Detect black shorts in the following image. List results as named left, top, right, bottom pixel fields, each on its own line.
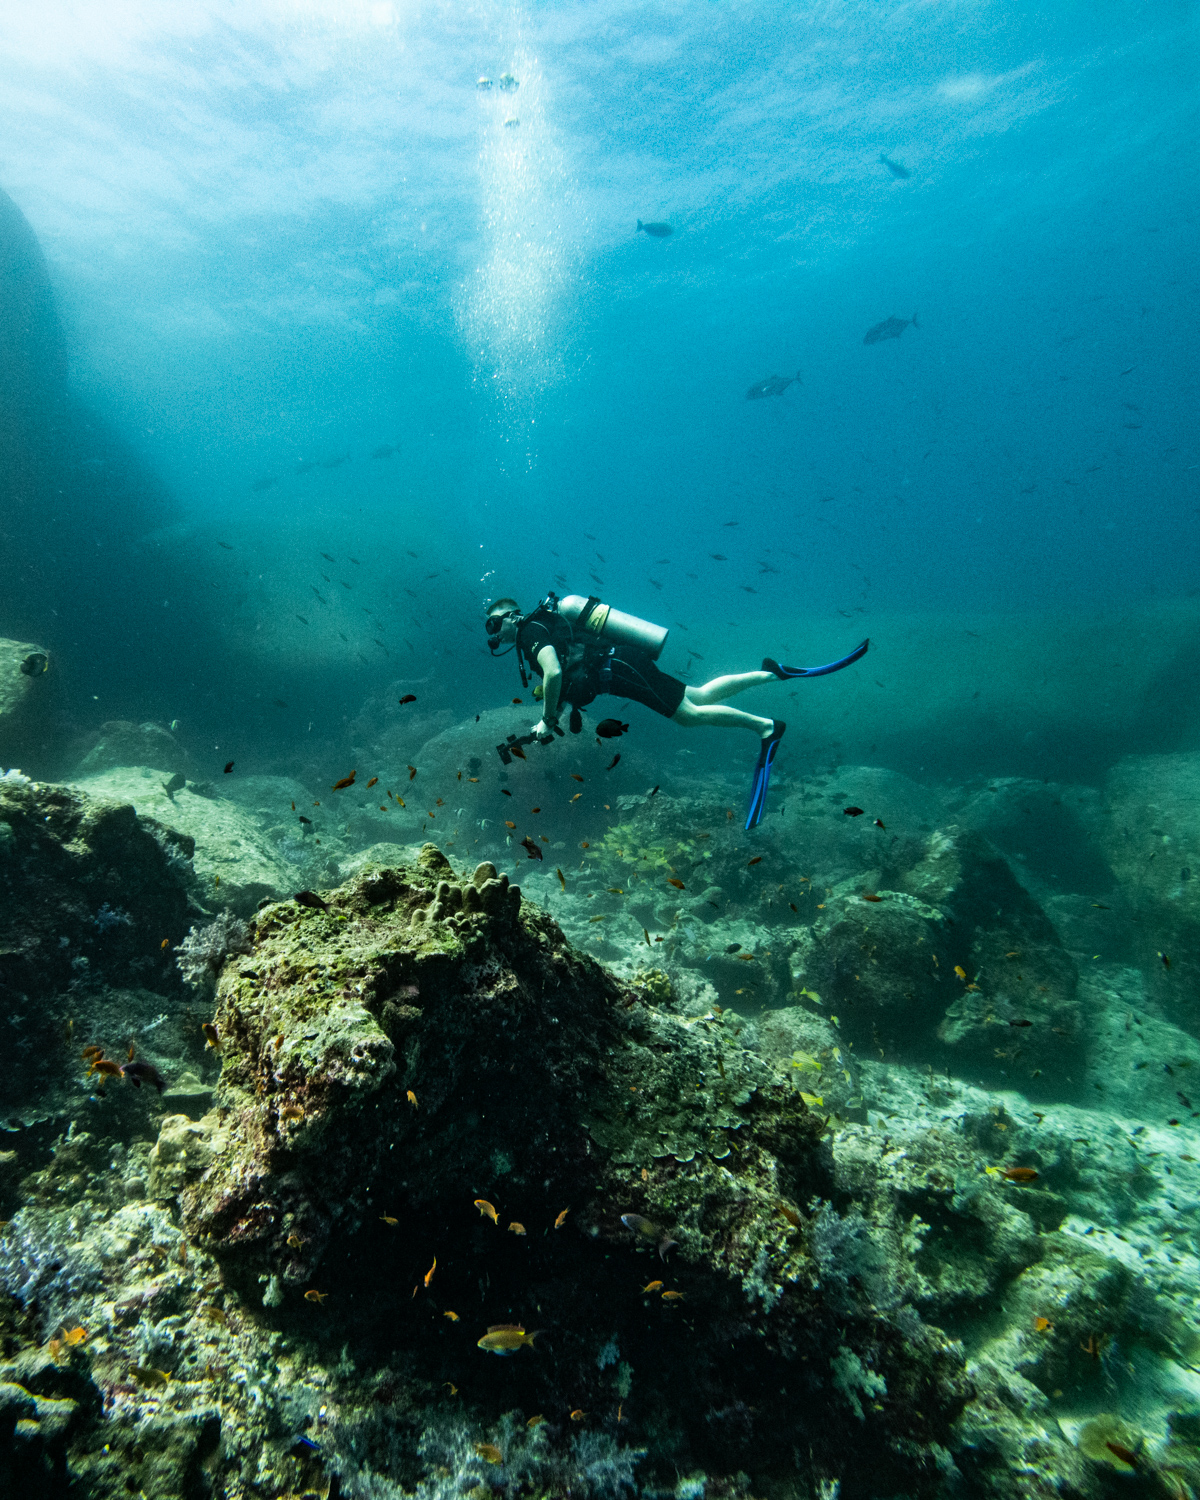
left=604, top=653, right=687, bottom=718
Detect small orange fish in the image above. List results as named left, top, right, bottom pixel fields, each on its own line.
left=61, top=1326, right=88, bottom=1346
left=287, top=1233, right=304, bottom=1248
left=954, top=965, right=968, bottom=981
left=366, top=776, right=379, bottom=788
left=1000, top=1166, right=1039, bottom=1182
left=127, top=1044, right=135, bottom=1061
left=468, top=776, right=479, bottom=782
left=444, top=1382, right=458, bottom=1394
left=667, top=878, right=685, bottom=890
left=778, top=1203, right=802, bottom=1227
left=861, top=893, right=882, bottom=902
left=81, top=1044, right=103, bottom=1061
left=526, top=1414, right=545, bottom=1429
left=1033, top=1316, right=1052, bottom=1331
left=380, top=1215, right=398, bottom=1226
left=444, top=1310, right=459, bottom=1321
left=408, top=765, right=417, bottom=780
left=571, top=774, right=584, bottom=782
left=425, top=1257, right=437, bottom=1287
left=407, top=1089, right=418, bottom=1109
left=580, top=840, right=590, bottom=848
left=160, top=937, right=170, bottom=949
left=90, top=1059, right=122, bottom=1078
left=556, top=868, right=566, bottom=891
left=436, top=797, right=444, bottom=806
left=747, top=856, right=762, bottom=866
left=570, top=792, right=582, bottom=802
left=505, top=820, right=516, bottom=829
left=531, top=806, right=541, bottom=813
left=332, top=771, right=357, bottom=790
left=554, top=1208, right=569, bottom=1229
left=475, top=1442, right=504, bottom=1465
left=508, top=1222, right=526, bottom=1235
left=280, top=1104, right=304, bottom=1123
left=1105, top=1441, right=1138, bottom=1468
left=304, top=1290, right=328, bottom=1304
left=475, top=1199, right=499, bottom=1224
left=201, top=1023, right=219, bottom=1048
left=661, top=1290, right=685, bottom=1301
left=570, top=1409, right=587, bottom=1421
left=641, top=1280, right=663, bottom=1293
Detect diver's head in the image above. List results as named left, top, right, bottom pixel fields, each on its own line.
left=485, top=598, right=521, bottom=652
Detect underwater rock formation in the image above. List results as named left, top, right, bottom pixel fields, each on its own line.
left=0, top=637, right=54, bottom=769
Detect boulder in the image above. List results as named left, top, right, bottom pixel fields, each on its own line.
left=0, top=637, right=52, bottom=769
left=72, top=721, right=188, bottom=777
left=68, top=766, right=295, bottom=913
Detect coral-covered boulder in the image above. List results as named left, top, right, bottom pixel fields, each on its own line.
left=170, top=844, right=970, bottom=1496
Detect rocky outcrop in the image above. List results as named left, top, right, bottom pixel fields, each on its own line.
left=0, top=638, right=53, bottom=770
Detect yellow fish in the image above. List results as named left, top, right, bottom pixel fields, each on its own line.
left=424, top=1256, right=437, bottom=1287
left=954, top=965, right=968, bottom=981
left=554, top=1208, right=569, bottom=1229
left=474, top=1199, right=499, bottom=1224
left=474, top=1443, right=503, bottom=1465
left=641, top=1280, right=663, bottom=1293
left=407, top=1090, right=418, bottom=1109
left=477, top=1324, right=539, bottom=1355
left=508, top=1222, right=526, bottom=1235
left=443, top=1310, right=459, bottom=1321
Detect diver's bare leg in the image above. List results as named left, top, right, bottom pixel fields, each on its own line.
left=683, top=670, right=774, bottom=706
left=672, top=696, right=774, bottom=738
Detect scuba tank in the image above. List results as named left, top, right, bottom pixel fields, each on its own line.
left=557, top=595, right=668, bottom=660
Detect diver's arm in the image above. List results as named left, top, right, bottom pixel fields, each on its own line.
left=535, top=644, right=563, bottom=734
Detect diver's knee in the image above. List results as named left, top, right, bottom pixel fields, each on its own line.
left=672, top=701, right=700, bottom=727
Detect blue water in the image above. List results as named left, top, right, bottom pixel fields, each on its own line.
left=0, top=1, right=1196, bottom=770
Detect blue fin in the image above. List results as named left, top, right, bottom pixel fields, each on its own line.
left=763, top=638, right=868, bottom=679
left=745, top=721, right=786, bottom=830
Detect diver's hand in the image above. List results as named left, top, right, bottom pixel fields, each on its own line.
left=532, top=718, right=558, bottom=744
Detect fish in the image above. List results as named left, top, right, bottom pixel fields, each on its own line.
left=778, top=1203, right=802, bottom=1227
left=644, top=928, right=652, bottom=946
left=605, top=754, right=621, bottom=770
left=505, top=820, right=516, bottom=829
left=873, top=818, right=886, bottom=829
left=122, top=1061, right=167, bottom=1094
left=299, top=815, right=312, bottom=825
left=843, top=806, right=864, bottom=817
left=296, top=615, right=309, bottom=625
left=747, top=856, right=762, bottom=867
left=726, top=943, right=742, bottom=954
left=287, top=1233, right=303, bottom=1248
left=648, top=785, right=659, bottom=797
left=408, top=766, right=417, bottom=780
left=321, top=552, right=335, bottom=562
left=380, top=1215, right=398, bottom=1226
left=161, top=772, right=186, bottom=798
left=595, top=720, right=629, bottom=739
left=201, top=1024, right=219, bottom=1049
left=863, top=314, right=918, bottom=344
left=294, top=890, right=330, bottom=912
left=556, top=868, right=566, bottom=891
left=81, top=1044, right=104, bottom=1061
left=555, top=1208, right=569, bottom=1229
left=508, top=1222, right=526, bottom=1235
left=620, top=1212, right=678, bottom=1261
left=475, top=1199, right=499, bottom=1224
left=667, top=878, right=685, bottom=890
left=131, top=1366, right=171, bottom=1387
left=520, top=837, right=544, bottom=860
left=954, top=965, right=968, bottom=981
left=1009, top=1019, right=1033, bottom=1028
left=1105, top=1442, right=1138, bottom=1468
left=224, top=762, right=234, bottom=774
left=745, top=371, right=801, bottom=400
left=280, top=1105, right=304, bottom=1123
left=476, top=1324, right=539, bottom=1355
left=407, top=1089, right=418, bottom=1109
left=570, top=1409, right=588, bottom=1421
left=878, top=153, right=910, bottom=178
left=443, top=1310, right=459, bottom=1321
left=1033, top=1316, right=1052, bottom=1331
left=526, top=1414, right=545, bottom=1429
left=1000, top=1167, right=1039, bottom=1182
left=425, top=1257, right=437, bottom=1287
left=571, top=773, right=584, bottom=782
left=304, top=1290, right=328, bottom=1304
left=332, top=771, right=357, bottom=790
left=399, top=694, right=417, bottom=704
left=861, top=893, right=882, bottom=903
left=661, top=1290, right=685, bottom=1301
left=636, top=219, right=672, bottom=237
left=89, top=1059, right=123, bottom=1079
left=61, top=1325, right=88, bottom=1346
left=475, top=1443, right=504, bottom=1465
left=710, top=553, right=728, bottom=561
left=1160, top=953, right=1171, bottom=969
left=570, top=792, right=582, bottom=803
left=641, top=1280, right=663, bottom=1293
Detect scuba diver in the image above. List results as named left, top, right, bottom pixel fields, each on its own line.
left=486, top=592, right=868, bottom=830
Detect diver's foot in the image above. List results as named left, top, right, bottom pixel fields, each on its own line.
left=758, top=718, right=786, bottom=744
left=762, top=657, right=787, bottom=679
